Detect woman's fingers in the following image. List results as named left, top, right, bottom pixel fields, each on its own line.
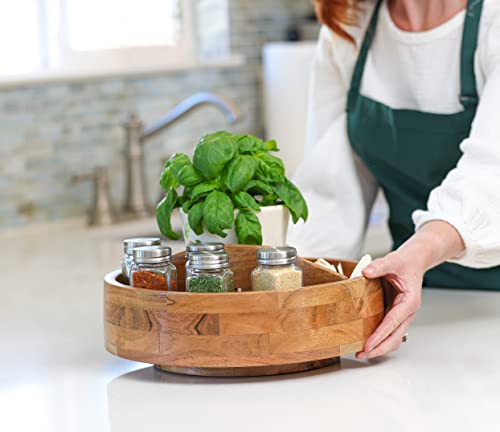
left=356, top=314, right=414, bottom=359
left=363, top=296, right=419, bottom=352
left=362, top=255, right=397, bottom=278
left=359, top=250, right=422, bottom=359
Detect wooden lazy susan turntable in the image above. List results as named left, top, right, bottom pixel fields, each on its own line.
left=104, top=245, right=385, bottom=377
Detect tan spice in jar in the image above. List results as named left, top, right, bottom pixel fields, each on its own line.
left=252, top=266, right=302, bottom=291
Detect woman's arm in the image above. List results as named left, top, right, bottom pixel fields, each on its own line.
left=288, top=26, right=379, bottom=258
left=357, top=220, right=465, bottom=359
left=358, top=7, right=500, bottom=359
left=412, top=8, right=500, bottom=269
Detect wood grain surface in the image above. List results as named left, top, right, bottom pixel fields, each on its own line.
left=104, top=245, right=385, bottom=375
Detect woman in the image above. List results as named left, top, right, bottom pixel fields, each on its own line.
left=288, top=0, right=500, bottom=359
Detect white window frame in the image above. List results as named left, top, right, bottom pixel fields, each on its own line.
left=0, top=0, right=244, bottom=87
left=54, top=0, right=195, bottom=75
left=0, top=0, right=239, bottom=88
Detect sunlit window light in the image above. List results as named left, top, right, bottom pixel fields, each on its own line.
left=0, top=0, right=184, bottom=78
left=0, top=0, right=41, bottom=75
left=67, top=0, right=181, bottom=51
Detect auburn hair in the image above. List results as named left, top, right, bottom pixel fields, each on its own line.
left=314, top=0, right=365, bottom=43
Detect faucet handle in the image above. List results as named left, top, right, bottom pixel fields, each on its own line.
left=71, top=172, right=94, bottom=184
left=123, top=112, right=144, bottom=130
left=73, top=167, right=116, bottom=227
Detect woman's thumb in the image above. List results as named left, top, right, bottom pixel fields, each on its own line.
left=363, top=257, right=391, bottom=278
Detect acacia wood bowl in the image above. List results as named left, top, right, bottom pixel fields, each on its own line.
left=104, top=245, right=385, bottom=377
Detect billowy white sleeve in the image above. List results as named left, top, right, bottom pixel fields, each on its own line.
left=413, top=10, right=500, bottom=268
left=287, top=26, right=379, bottom=259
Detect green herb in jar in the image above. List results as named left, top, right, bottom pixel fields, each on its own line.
left=187, top=276, right=226, bottom=293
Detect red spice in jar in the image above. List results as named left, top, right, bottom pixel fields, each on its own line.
left=132, top=270, right=168, bottom=291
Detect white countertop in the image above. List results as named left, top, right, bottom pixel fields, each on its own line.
left=1, top=219, right=499, bottom=432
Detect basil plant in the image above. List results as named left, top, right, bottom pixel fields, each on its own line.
left=156, top=131, right=308, bottom=245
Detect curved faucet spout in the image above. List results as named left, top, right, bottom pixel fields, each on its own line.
left=123, top=92, right=241, bottom=218
left=141, top=92, right=241, bottom=142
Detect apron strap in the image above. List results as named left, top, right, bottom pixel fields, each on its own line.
left=349, top=0, right=485, bottom=110
left=348, top=0, right=384, bottom=99
left=460, top=0, right=484, bottom=107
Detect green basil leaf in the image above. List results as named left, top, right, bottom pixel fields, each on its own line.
left=244, top=179, right=274, bottom=195
left=178, top=189, right=192, bottom=213
left=260, top=193, right=279, bottom=206
left=188, top=202, right=204, bottom=235
left=202, top=190, right=234, bottom=237
left=178, top=164, right=204, bottom=188
left=235, top=210, right=262, bottom=245
left=233, top=191, right=261, bottom=211
left=156, top=190, right=181, bottom=240
left=255, top=151, right=285, bottom=183
left=224, top=155, right=258, bottom=193
left=264, top=140, right=279, bottom=152
left=191, top=182, right=216, bottom=201
left=182, top=199, right=192, bottom=214
left=193, top=131, right=238, bottom=179
left=160, top=153, right=191, bottom=191
left=169, top=154, right=191, bottom=177
left=274, top=179, right=309, bottom=224
left=235, top=134, right=265, bottom=154
left=160, top=170, right=173, bottom=193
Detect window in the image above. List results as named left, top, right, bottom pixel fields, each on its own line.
left=66, top=0, right=181, bottom=51
left=0, top=0, right=231, bottom=82
left=0, top=0, right=42, bottom=76
left=58, top=0, right=194, bottom=74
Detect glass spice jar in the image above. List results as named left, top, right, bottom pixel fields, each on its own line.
left=122, top=237, right=161, bottom=284
left=130, top=246, right=177, bottom=291
left=185, top=242, right=225, bottom=268
left=251, top=247, right=303, bottom=291
left=186, top=251, right=234, bottom=293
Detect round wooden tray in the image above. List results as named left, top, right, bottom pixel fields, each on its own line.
left=104, top=245, right=384, bottom=377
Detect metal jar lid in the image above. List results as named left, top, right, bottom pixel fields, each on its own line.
left=257, top=247, right=297, bottom=265
left=123, top=237, right=161, bottom=255
left=188, top=251, right=230, bottom=270
left=186, top=242, right=225, bottom=255
left=133, top=245, right=172, bottom=264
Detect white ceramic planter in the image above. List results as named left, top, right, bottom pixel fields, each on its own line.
left=180, top=205, right=290, bottom=246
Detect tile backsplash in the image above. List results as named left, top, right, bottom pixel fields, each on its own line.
left=0, top=0, right=313, bottom=229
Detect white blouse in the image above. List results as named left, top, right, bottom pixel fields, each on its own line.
left=287, top=0, right=500, bottom=268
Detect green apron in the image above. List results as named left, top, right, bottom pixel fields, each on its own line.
left=347, top=0, right=500, bottom=291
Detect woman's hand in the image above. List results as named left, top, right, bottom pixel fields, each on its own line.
left=355, top=250, right=423, bottom=359
left=356, top=220, right=466, bottom=359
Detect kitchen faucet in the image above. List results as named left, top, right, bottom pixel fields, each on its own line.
left=123, top=92, right=241, bottom=218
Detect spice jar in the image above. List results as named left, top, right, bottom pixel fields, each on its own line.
left=186, top=252, right=234, bottom=293
left=251, top=247, right=303, bottom=291
left=130, top=246, right=177, bottom=291
left=122, top=237, right=161, bottom=283
left=186, top=242, right=225, bottom=268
